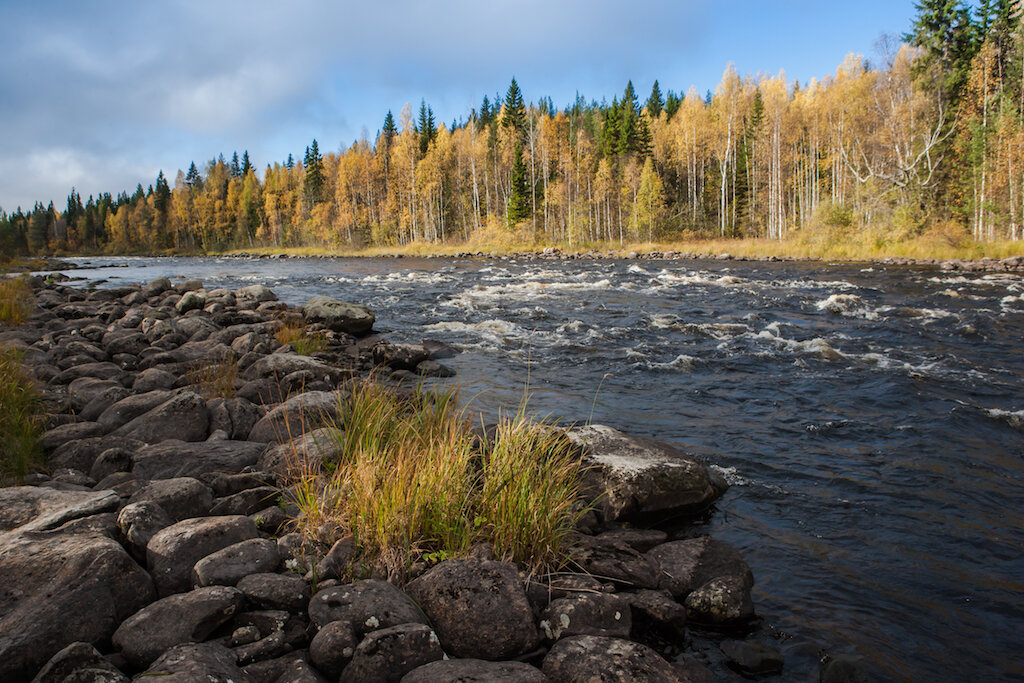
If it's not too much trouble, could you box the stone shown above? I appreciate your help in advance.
[257,427,340,477]
[645,536,754,600]
[210,486,279,516]
[245,354,351,385]
[132,367,178,393]
[237,573,311,613]
[541,635,681,682]
[820,655,872,683]
[208,396,264,440]
[400,659,549,682]
[208,471,274,497]
[39,421,105,451]
[237,284,278,303]
[302,296,374,336]
[96,390,175,432]
[720,639,784,676]
[570,534,660,589]
[0,488,154,681]
[79,385,132,421]
[313,535,357,582]
[624,590,687,638]
[67,377,123,412]
[117,500,174,562]
[684,575,754,626]
[131,439,267,480]
[146,515,259,596]
[101,330,148,356]
[130,477,214,521]
[50,436,144,473]
[137,643,253,682]
[405,559,539,660]
[113,391,209,443]
[30,641,128,683]
[192,538,281,587]
[566,424,725,523]
[414,359,456,377]
[341,623,443,683]
[371,342,429,370]
[175,291,206,314]
[244,652,324,683]
[54,361,127,386]
[538,593,632,642]
[420,339,459,360]
[596,528,668,553]
[140,276,172,299]
[308,580,426,636]
[247,391,340,443]
[112,586,244,668]
[309,621,358,679]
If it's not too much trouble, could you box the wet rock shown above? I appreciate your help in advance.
[720,639,784,676]
[341,623,443,683]
[112,586,244,668]
[371,342,429,371]
[192,538,281,587]
[39,421,105,451]
[237,573,311,613]
[210,486,279,516]
[539,592,632,641]
[302,296,375,336]
[624,589,687,638]
[113,391,209,443]
[131,439,266,480]
[96,390,175,432]
[820,654,872,683]
[130,477,214,521]
[684,575,754,626]
[401,659,549,682]
[0,488,155,681]
[116,500,174,562]
[247,391,340,443]
[566,425,724,523]
[415,359,456,377]
[406,558,539,660]
[597,528,668,553]
[420,339,459,360]
[645,536,754,600]
[137,643,253,682]
[30,641,129,683]
[309,579,426,637]
[146,515,259,596]
[570,534,660,589]
[50,436,144,473]
[308,621,358,679]
[541,635,681,682]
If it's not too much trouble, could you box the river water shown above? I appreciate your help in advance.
[61,255,1024,681]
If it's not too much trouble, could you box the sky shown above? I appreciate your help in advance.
[0,0,919,213]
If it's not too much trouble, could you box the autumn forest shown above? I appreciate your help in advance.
[4,1,1024,257]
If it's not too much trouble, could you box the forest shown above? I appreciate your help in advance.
[3,1,1024,257]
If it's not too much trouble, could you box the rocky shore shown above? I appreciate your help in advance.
[0,275,854,682]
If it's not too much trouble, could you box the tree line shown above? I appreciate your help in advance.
[2,1,1023,255]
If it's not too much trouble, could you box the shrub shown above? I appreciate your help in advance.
[0,349,44,484]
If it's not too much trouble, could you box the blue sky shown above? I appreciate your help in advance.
[0,1,918,212]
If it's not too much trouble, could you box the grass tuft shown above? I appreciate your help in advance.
[0,277,34,325]
[276,321,327,356]
[187,354,239,398]
[0,348,44,484]
[283,380,588,581]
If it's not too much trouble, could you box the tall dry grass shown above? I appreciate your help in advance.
[0,349,44,484]
[0,277,34,325]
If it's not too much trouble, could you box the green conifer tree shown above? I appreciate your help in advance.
[646,80,664,118]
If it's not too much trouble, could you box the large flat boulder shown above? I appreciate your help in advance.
[131,440,266,480]
[566,424,725,523]
[112,391,209,444]
[301,296,375,336]
[0,488,155,681]
[146,515,259,596]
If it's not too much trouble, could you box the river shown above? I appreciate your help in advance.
[60,255,1024,681]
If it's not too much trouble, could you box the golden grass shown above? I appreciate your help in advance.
[0,277,34,325]
[0,349,44,484]
[275,321,327,356]
[284,380,588,581]
[187,355,239,399]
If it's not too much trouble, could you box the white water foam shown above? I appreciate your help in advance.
[985,408,1024,429]
[816,293,879,320]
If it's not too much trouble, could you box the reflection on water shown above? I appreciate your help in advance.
[66,255,1024,681]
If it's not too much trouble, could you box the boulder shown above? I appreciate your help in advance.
[538,593,632,641]
[132,367,178,393]
[371,343,429,371]
[309,580,426,637]
[309,621,358,679]
[101,330,148,356]
[0,488,154,681]
[624,590,687,638]
[50,436,144,474]
[79,385,132,421]
[245,354,351,385]
[30,641,129,683]
[341,623,443,682]
[89,446,135,481]
[645,536,754,600]
[257,428,340,477]
[146,515,259,596]
[541,635,681,682]
[247,391,340,444]
[191,538,281,587]
[113,391,209,443]
[39,421,105,451]
[112,586,244,668]
[405,559,539,660]
[54,362,127,386]
[116,500,174,562]
[684,575,755,626]
[210,486,279,517]
[130,477,214,522]
[301,296,375,336]
[237,573,311,614]
[67,377,122,412]
[415,359,456,377]
[401,659,549,682]
[96,390,175,432]
[208,397,264,441]
[566,425,725,523]
[569,534,660,589]
[140,276,172,299]
[175,291,206,314]
[131,439,266,480]
[137,643,253,682]
[237,285,278,303]
[720,639,784,676]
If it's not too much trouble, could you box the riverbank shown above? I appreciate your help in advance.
[0,273,842,681]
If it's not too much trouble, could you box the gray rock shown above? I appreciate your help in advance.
[341,623,443,683]
[97,390,175,432]
[55,361,127,386]
[113,391,209,443]
[596,528,668,553]
[313,535,357,582]
[308,580,426,636]
[257,427,340,476]
[625,590,687,637]
[245,354,351,385]
[174,279,204,293]
[0,488,154,681]
[570,534,660,589]
[645,536,754,600]
[175,291,206,314]
[207,397,264,442]
[192,538,281,587]
[720,639,783,675]
[67,377,123,412]
[684,575,754,626]
[405,558,539,660]
[208,471,274,497]
[30,641,128,683]
[89,446,136,481]
[210,486,279,516]
[117,501,174,562]
[132,367,178,393]
[131,439,266,480]
[130,477,214,521]
[247,391,340,443]
[541,635,681,682]
[538,593,632,642]
[51,436,144,474]
[79,385,132,421]
[302,296,374,335]
[39,421,106,451]
[237,573,311,613]
[136,642,253,682]
[237,284,278,303]
[566,424,724,523]
[415,359,456,377]
[140,276,172,299]
[112,586,244,668]
[146,515,259,596]
[309,621,358,679]
[401,659,549,682]
[101,330,147,356]
[371,342,429,370]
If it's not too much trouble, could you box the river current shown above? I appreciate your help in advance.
[61,255,1024,681]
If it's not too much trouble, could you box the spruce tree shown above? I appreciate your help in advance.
[381,110,397,150]
[646,80,664,118]
[905,0,977,106]
[241,151,252,176]
[418,100,437,154]
[665,91,682,120]
[502,78,527,139]
[285,153,295,170]
[185,162,203,189]
[230,152,241,178]
[507,142,530,225]
[303,139,325,207]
